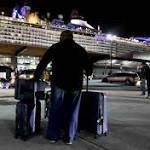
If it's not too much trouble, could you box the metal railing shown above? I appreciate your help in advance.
[0,15,150,57]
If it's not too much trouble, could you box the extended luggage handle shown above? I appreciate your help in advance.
[30,81,37,133]
[86,75,89,92]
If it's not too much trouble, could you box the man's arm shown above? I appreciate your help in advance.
[34,47,52,80]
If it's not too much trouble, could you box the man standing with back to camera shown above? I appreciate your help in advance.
[34,30,92,144]
[140,62,150,98]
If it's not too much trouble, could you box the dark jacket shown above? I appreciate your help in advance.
[34,39,92,90]
[141,64,150,80]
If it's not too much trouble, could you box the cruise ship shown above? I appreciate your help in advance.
[0,14,150,71]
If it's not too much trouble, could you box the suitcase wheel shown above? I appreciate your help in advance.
[21,136,28,141]
[104,132,107,136]
[15,133,18,139]
[94,134,98,139]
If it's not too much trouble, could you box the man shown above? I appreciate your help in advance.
[140,62,150,98]
[34,30,92,144]
[140,62,147,95]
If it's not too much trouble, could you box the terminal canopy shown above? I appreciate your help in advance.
[0,43,47,57]
[1,42,150,65]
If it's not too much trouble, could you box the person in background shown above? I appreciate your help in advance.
[140,62,150,98]
[139,62,147,95]
[34,30,93,144]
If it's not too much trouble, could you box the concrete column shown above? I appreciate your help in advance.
[11,56,17,71]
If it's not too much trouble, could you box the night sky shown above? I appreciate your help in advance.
[0,0,149,38]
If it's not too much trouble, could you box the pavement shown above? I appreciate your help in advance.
[0,85,150,150]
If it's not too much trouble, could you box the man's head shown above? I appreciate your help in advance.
[60,30,73,41]
[141,62,146,66]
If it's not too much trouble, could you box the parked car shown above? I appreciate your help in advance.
[101,72,140,85]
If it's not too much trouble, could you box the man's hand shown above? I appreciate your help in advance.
[33,74,39,81]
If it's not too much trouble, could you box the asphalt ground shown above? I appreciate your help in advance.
[0,82,150,150]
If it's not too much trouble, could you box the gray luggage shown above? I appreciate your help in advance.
[78,76,108,137]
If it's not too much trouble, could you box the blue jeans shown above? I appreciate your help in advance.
[141,79,146,95]
[47,85,81,141]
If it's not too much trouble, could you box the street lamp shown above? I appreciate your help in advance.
[110,43,112,74]
[106,34,117,74]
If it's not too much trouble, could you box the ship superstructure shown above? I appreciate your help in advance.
[0,15,150,69]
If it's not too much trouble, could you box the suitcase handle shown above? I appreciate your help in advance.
[31,81,37,133]
[86,75,88,92]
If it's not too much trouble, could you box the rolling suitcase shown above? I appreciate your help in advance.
[78,76,108,137]
[15,101,41,140]
[15,80,41,140]
[34,100,41,134]
[15,102,31,140]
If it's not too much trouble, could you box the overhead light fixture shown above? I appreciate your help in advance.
[106,34,117,41]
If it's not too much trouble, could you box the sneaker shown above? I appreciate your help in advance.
[140,93,145,96]
[144,94,150,98]
[64,138,73,145]
[49,139,57,143]
[47,137,57,143]
[65,141,73,145]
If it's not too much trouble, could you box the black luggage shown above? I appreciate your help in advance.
[15,100,41,140]
[15,102,31,140]
[78,76,108,137]
[15,78,46,100]
[15,79,43,140]
[34,100,41,134]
